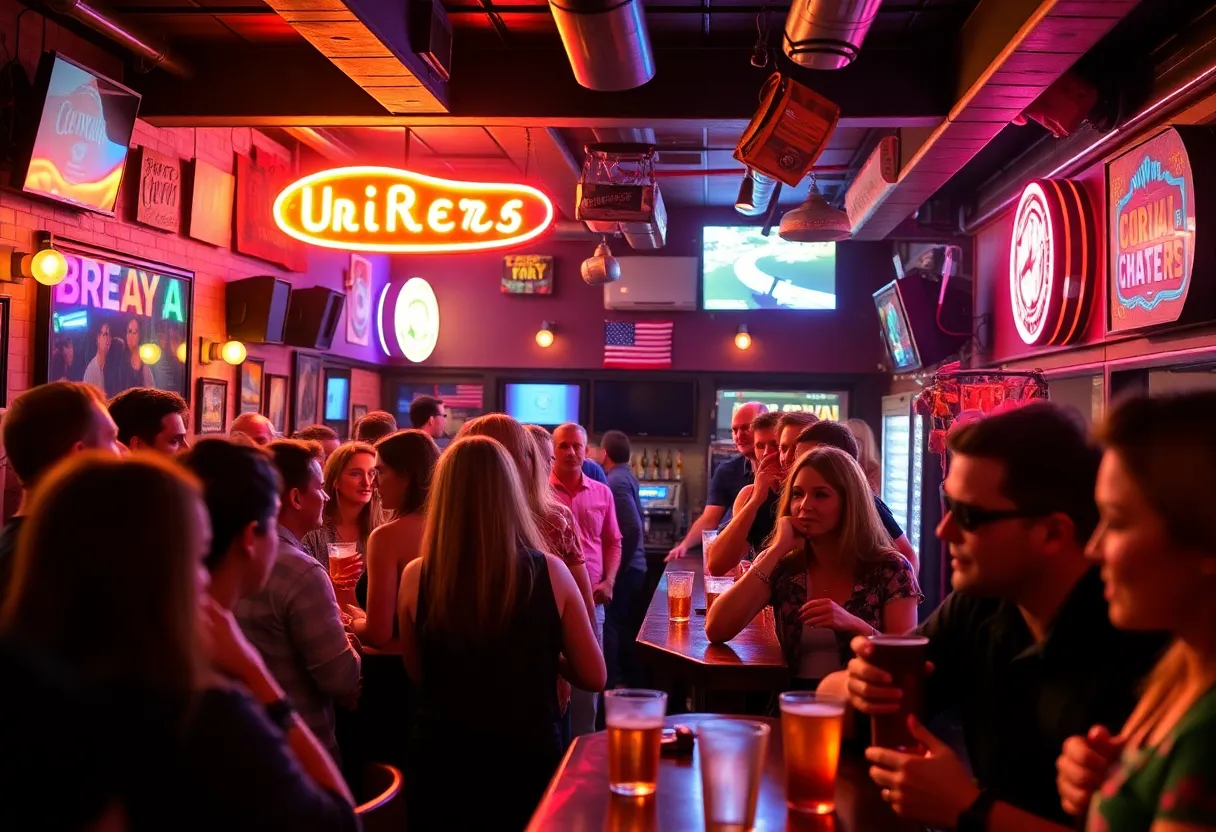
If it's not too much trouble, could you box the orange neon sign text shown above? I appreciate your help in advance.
[273,166,555,254]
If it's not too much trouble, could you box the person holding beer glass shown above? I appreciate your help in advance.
[397,436,605,831]
[302,442,377,601]
[1057,393,1216,831]
[705,446,920,686]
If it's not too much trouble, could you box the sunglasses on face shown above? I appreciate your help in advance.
[942,495,1045,531]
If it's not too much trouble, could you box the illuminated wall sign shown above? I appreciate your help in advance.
[273,166,555,254]
[1009,178,1097,347]
[1108,127,1201,334]
[393,278,439,363]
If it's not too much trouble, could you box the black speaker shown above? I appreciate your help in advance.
[226,276,291,344]
[284,287,345,351]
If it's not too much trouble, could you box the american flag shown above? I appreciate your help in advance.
[437,384,484,409]
[604,321,673,369]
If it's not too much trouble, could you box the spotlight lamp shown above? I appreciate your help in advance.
[734,324,752,351]
[0,231,69,286]
[200,337,248,365]
[536,321,555,348]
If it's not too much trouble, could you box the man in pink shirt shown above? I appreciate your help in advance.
[550,422,622,737]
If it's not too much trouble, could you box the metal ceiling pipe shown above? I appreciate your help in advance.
[548,0,656,91]
[784,0,884,70]
[736,170,777,217]
[46,0,191,77]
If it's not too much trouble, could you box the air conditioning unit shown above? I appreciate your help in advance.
[604,257,698,311]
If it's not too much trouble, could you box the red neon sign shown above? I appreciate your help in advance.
[273,166,555,254]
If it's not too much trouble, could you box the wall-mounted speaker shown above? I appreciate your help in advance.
[284,287,345,351]
[226,276,291,344]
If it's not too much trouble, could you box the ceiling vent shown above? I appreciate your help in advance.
[655,151,704,167]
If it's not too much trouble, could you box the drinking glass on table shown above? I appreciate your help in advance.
[701,528,719,575]
[327,542,360,589]
[698,720,770,832]
[667,571,694,623]
[704,575,735,614]
[604,689,667,797]
[780,692,845,815]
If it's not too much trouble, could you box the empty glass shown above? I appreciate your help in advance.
[698,720,770,831]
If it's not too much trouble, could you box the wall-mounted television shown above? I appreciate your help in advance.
[702,226,836,310]
[325,376,350,421]
[714,389,848,441]
[14,53,141,216]
[592,379,697,438]
[873,280,921,371]
[503,382,583,428]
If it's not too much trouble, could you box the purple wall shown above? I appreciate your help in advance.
[292,249,392,365]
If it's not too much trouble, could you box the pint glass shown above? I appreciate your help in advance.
[667,571,694,623]
[867,635,930,750]
[327,542,359,589]
[779,692,845,814]
[604,689,667,797]
[704,575,735,613]
[698,720,770,832]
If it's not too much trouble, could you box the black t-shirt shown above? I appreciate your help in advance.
[873,495,904,540]
[917,568,1167,824]
[0,516,26,605]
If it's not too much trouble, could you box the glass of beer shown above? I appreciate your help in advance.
[327,542,360,589]
[604,689,667,796]
[867,635,930,750]
[779,692,845,814]
[704,575,735,613]
[701,529,719,576]
[667,571,694,623]
[698,720,770,831]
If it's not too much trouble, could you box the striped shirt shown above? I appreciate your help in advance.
[233,527,362,757]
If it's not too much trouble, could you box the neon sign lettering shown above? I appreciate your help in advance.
[274,166,555,254]
[53,254,185,323]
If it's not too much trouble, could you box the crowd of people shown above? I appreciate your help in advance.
[0,379,1212,832]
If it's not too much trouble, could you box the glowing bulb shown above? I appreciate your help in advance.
[175,342,188,364]
[27,248,68,286]
[220,340,247,365]
[535,327,554,348]
[138,342,162,364]
[734,330,752,350]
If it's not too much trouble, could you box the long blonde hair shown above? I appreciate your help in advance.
[419,435,544,642]
[321,440,378,545]
[847,418,882,494]
[771,445,896,566]
[459,414,558,523]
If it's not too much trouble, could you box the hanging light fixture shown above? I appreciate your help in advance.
[778,179,852,243]
[580,236,621,286]
[735,172,756,215]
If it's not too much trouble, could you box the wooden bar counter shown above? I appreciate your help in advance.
[526,714,926,831]
[636,557,787,712]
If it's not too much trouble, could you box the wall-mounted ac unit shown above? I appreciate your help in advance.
[604,256,698,311]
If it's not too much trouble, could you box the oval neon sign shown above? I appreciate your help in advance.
[273,166,555,254]
[395,277,439,363]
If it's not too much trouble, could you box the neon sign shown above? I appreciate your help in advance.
[273,166,555,254]
[1009,179,1096,347]
[394,278,439,363]
[54,254,186,323]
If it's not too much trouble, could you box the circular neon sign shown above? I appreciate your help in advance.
[394,277,439,363]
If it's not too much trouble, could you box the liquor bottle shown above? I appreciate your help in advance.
[675,451,684,480]
[650,450,660,481]
[632,453,642,478]
[664,450,674,480]
[640,448,650,480]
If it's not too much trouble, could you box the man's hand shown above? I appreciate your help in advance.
[665,542,688,563]
[593,580,614,605]
[1057,725,1124,816]
[866,716,980,828]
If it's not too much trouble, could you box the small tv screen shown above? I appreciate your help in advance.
[873,280,921,371]
[17,53,141,216]
[592,379,696,438]
[325,376,350,421]
[714,389,847,441]
[702,226,836,310]
[504,382,581,428]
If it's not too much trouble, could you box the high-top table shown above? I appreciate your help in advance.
[635,557,788,712]
[526,714,927,831]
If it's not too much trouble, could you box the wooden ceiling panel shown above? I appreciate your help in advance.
[411,126,504,156]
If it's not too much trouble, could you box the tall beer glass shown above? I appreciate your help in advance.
[698,719,770,831]
[667,571,694,623]
[779,692,845,814]
[867,635,929,750]
[604,689,667,796]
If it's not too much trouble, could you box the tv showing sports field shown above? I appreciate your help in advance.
[702,226,836,311]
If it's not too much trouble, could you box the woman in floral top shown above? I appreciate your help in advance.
[707,446,920,685]
[1055,393,1216,831]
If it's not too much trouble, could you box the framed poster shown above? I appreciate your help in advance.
[133,147,182,233]
[188,160,234,249]
[197,378,228,435]
[346,253,372,346]
[502,254,554,294]
[351,403,368,436]
[35,239,193,400]
[293,352,321,432]
[239,358,264,415]
[265,373,289,435]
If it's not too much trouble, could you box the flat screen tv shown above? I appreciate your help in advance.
[873,280,922,371]
[503,382,582,428]
[325,376,350,421]
[15,53,141,216]
[592,379,696,438]
[702,226,836,310]
[714,389,847,441]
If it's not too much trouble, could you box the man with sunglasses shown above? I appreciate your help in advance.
[819,402,1165,832]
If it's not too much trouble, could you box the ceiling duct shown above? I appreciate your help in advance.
[549,0,656,91]
[783,0,884,70]
[736,170,777,217]
[45,0,190,77]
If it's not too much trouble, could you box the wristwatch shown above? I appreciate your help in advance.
[264,698,297,733]
[956,790,997,832]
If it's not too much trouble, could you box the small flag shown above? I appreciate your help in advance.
[437,384,484,409]
[604,321,673,369]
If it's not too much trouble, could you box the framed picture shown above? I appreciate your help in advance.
[0,296,10,407]
[197,378,228,435]
[351,403,368,434]
[346,253,372,346]
[293,352,321,432]
[265,373,289,435]
[239,358,264,415]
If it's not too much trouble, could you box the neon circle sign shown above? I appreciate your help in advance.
[394,277,439,363]
[273,166,555,254]
[1008,178,1096,347]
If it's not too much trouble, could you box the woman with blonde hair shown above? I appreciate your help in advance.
[302,441,377,596]
[847,418,883,495]
[399,436,605,831]
[1,453,356,829]
[707,446,920,687]
[1056,392,1216,830]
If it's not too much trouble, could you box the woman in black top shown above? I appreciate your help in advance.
[398,435,606,832]
[0,453,357,831]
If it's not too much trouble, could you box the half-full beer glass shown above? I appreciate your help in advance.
[867,635,929,750]
[667,571,694,623]
[604,689,667,796]
[779,692,845,814]
[704,575,735,613]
